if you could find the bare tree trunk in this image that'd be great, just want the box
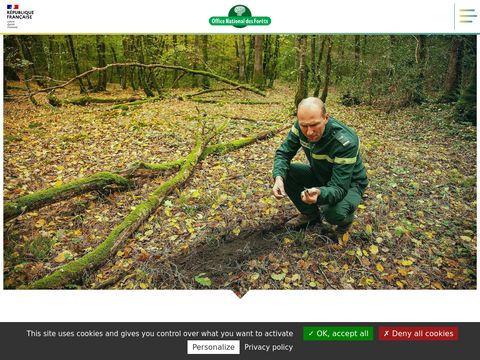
[294,35,308,108]
[263,35,272,85]
[310,35,316,87]
[65,35,87,93]
[267,35,280,88]
[172,35,179,88]
[443,36,464,102]
[238,35,246,82]
[192,35,200,87]
[135,36,154,97]
[110,45,123,85]
[246,35,255,82]
[95,35,107,91]
[320,36,333,103]
[313,36,326,97]
[335,35,346,84]
[201,35,210,88]
[354,35,361,72]
[46,35,55,80]
[253,35,264,89]
[121,36,132,90]
[412,35,427,104]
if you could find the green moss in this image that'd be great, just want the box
[28,121,43,129]
[47,94,61,107]
[4,133,22,144]
[111,95,162,110]
[4,172,132,222]
[67,96,129,106]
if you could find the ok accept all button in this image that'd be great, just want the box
[303,326,374,341]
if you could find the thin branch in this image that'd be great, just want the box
[28,62,266,98]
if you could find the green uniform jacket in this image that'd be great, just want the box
[273,117,368,206]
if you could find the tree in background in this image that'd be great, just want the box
[95,35,107,91]
[65,35,87,93]
[442,36,464,102]
[238,35,246,82]
[294,35,307,109]
[320,36,333,103]
[253,35,264,89]
[312,35,326,97]
[201,35,210,89]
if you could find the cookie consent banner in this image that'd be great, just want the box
[0,323,477,359]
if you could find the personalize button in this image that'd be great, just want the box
[187,340,240,354]
[378,326,458,341]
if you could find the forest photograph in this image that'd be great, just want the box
[3,35,476,294]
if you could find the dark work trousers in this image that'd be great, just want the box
[284,163,363,226]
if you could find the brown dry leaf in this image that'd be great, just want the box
[137,249,150,262]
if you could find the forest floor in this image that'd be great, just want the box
[3,82,477,294]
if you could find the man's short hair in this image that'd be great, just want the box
[298,97,326,117]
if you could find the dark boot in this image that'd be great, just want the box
[285,212,319,229]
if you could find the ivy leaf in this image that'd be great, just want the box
[270,272,286,281]
[194,273,212,287]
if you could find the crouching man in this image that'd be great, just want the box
[272,97,368,242]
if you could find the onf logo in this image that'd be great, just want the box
[209,5,271,28]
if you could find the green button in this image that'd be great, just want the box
[304,326,374,341]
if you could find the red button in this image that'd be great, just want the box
[378,326,458,341]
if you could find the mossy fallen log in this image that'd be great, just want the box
[66,96,141,106]
[4,172,132,223]
[120,159,185,177]
[111,95,163,110]
[188,98,280,105]
[120,124,291,176]
[48,94,142,107]
[25,132,211,289]
[202,125,290,157]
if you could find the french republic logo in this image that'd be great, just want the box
[7,3,35,28]
[209,4,271,28]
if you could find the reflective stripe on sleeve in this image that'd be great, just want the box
[291,125,299,137]
[311,153,357,164]
[300,140,312,149]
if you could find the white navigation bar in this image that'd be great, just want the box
[1,0,479,34]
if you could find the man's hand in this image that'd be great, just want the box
[273,176,286,199]
[301,187,320,204]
